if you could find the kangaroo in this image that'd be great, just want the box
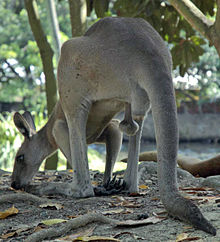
[11,17,216,235]
[11,100,123,191]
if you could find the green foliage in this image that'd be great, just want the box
[174,44,220,104]
[171,36,206,76]
[0,113,21,170]
[0,110,46,171]
[113,0,216,76]
[189,45,220,100]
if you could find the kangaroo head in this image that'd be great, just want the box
[11,111,42,190]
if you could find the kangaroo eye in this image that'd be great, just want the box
[16,155,24,163]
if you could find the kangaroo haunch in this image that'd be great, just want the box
[12,17,216,235]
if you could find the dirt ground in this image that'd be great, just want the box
[0,162,219,242]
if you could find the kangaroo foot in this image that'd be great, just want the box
[24,182,94,198]
[94,175,126,196]
[119,119,139,136]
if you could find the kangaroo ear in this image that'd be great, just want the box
[13,112,36,138]
[22,111,36,131]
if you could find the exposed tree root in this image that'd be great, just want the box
[121,151,220,177]
[25,213,118,242]
[0,192,49,205]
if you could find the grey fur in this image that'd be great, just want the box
[57,17,216,234]
[12,17,216,235]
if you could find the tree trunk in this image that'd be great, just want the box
[68,0,87,37]
[45,0,61,63]
[168,0,220,57]
[24,0,58,170]
[94,0,109,18]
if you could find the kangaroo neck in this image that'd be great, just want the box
[37,103,61,157]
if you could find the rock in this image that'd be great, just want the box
[201,175,220,191]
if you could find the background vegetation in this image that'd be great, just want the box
[0,0,219,171]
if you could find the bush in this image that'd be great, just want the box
[0,111,46,171]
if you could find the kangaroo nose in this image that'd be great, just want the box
[11,181,21,190]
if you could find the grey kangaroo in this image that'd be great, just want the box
[12,101,123,190]
[11,17,216,235]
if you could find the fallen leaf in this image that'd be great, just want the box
[116,216,163,227]
[102,208,124,215]
[40,218,67,226]
[92,181,99,186]
[113,231,133,238]
[183,226,193,230]
[68,215,78,219]
[151,197,160,201]
[176,233,188,241]
[179,187,213,191]
[58,226,95,241]
[0,206,18,219]
[176,234,201,241]
[122,201,141,208]
[139,184,148,189]
[33,226,44,233]
[181,237,200,241]
[47,176,58,182]
[1,226,31,239]
[2,173,11,177]
[128,192,146,197]
[39,202,63,210]
[1,231,16,239]
[75,236,120,241]
[123,208,133,214]
[112,196,125,202]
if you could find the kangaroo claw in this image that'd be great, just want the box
[94,175,126,196]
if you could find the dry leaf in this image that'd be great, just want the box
[40,218,67,226]
[122,201,141,208]
[123,208,133,214]
[176,233,188,241]
[176,233,201,242]
[39,202,63,210]
[33,226,44,233]
[47,176,57,182]
[112,196,125,202]
[139,184,148,189]
[75,236,120,241]
[151,197,160,201]
[92,181,99,186]
[1,226,31,239]
[179,187,213,191]
[58,226,95,241]
[113,231,133,238]
[0,206,18,219]
[1,231,16,239]
[102,208,124,215]
[183,226,193,230]
[116,216,163,227]
[68,215,78,219]
[181,237,201,241]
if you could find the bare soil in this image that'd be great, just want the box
[0,162,219,242]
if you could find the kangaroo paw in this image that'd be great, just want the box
[119,119,139,136]
[94,175,126,196]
